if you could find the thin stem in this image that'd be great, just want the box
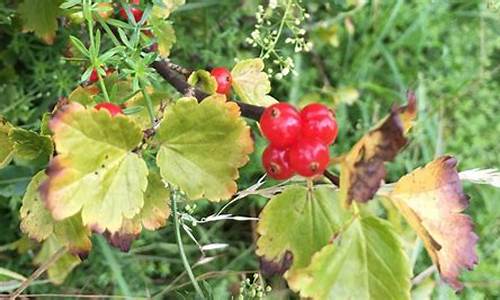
[262,0,292,59]
[139,79,156,126]
[97,72,111,103]
[170,190,205,299]
[10,247,67,299]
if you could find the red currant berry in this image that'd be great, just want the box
[95,102,123,116]
[262,145,295,180]
[89,68,99,83]
[119,7,143,22]
[211,67,232,95]
[289,138,330,177]
[260,103,301,148]
[300,103,338,145]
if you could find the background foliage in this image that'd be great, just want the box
[0,0,498,298]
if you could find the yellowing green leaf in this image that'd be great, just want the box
[123,89,169,129]
[231,58,277,107]
[106,172,171,251]
[20,171,92,256]
[390,156,478,291]
[9,128,53,162]
[256,185,350,278]
[18,0,62,44]
[0,117,14,169]
[40,103,148,233]
[156,95,253,201]
[340,97,417,206]
[187,70,218,95]
[68,85,99,106]
[34,236,81,285]
[152,0,185,18]
[289,216,411,300]
[151,20,176,57]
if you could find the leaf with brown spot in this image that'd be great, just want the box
[390,156,478,291]
[340,96,417,206]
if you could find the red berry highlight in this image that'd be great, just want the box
[262,145,295,180]
[211,67,232,95]
[289,138,330,177]
[260,103,301,148]
[95,103,123,116]
[300,103,338,145]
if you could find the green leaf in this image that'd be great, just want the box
[256,185,351,277]
[231,58,278,107]
[68,85,99,106]
[105,172,171,251]
[156,95,253,201]
[17,0,62,44]
[289,216,411,300]
[20,171,92,256]
[150,19,176,57]
[123,89,169,129]
[34,236,81,285]
[9,128,53,162]
[152,0,185,18]
[0,117,14,169]
[40,103,149,233]
[187,70,218,95]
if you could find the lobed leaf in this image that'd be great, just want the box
[17,0,62,44]
[9,128,53,163]
[40,103,149,233]
[0,117,14,169]
[20,171,92,256]
[152,0,185,19]
[340,96,417,206]
[151,20,176,57]
[289,216,411,300]
[156,95,253,201]
[231,58,278,107]
[390,156,478,291]
[256,185,350,278]
[105,172,171,251]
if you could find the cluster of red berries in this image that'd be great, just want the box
[260,103,338,179]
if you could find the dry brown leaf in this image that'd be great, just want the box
[340,95,417,205]
[390,156,478,291]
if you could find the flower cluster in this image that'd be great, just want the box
[245,0,312,79]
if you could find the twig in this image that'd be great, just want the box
[9,247,67,299]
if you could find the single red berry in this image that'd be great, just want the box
[95,102,123,116]
[131,0,141,4]
[260,103,301,148]
[89,68,99,83]
[211,67,232,95]
[289,138,330,177]
[119,7,143,22]
[262,145,295,180]
[300,103,338,145]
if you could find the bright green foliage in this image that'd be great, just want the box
[187,70,218,94]
[156,95,253,201]
[124,90,169,129]
[9,128,53,162]
[152,0,185,18]
[17,0,62,44]
[231,58,278,107]
[0,117,14,169]
[20,171,92,255]
[151,20,176,58]
[41,103,148,233]
[289,216,411,300]
[34,236,81,285]
[256,185,350,276]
